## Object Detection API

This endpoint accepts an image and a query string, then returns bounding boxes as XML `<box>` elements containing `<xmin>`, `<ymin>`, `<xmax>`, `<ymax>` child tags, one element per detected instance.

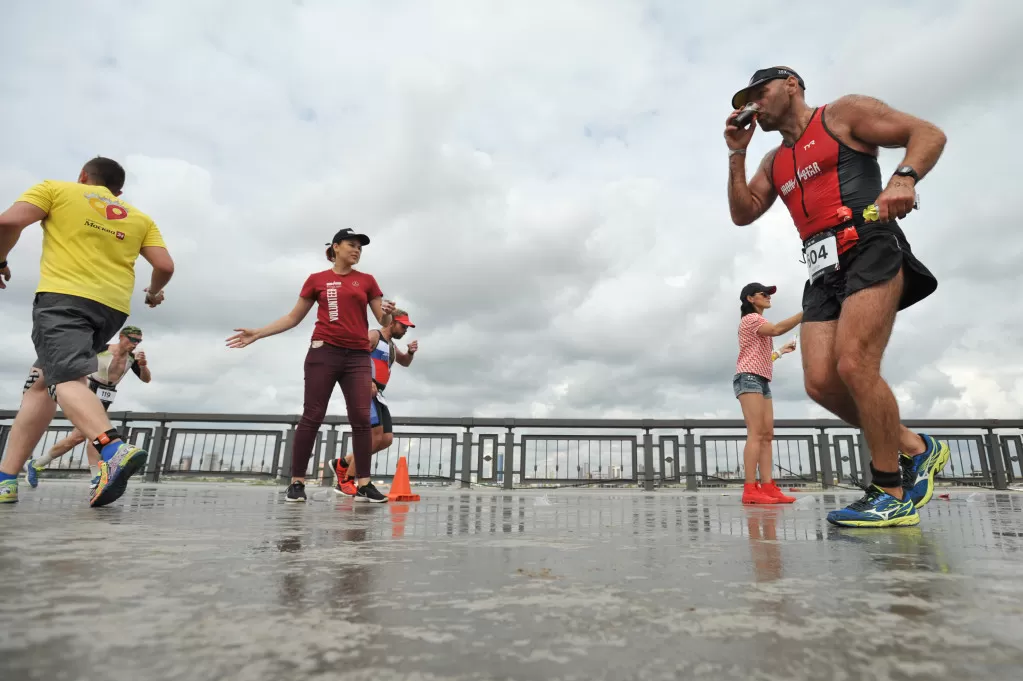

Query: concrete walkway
<box><xmin>2</xmin><ymin>481</ymin><xmax>1022</xmax><ymax>680</ymax></box>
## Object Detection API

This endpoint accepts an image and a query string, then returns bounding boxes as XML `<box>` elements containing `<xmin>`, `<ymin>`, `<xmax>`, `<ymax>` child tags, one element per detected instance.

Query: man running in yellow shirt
<box><xmin>0</xmin><ymin>157</ymin><xmax>175</xmax><ymax>507</ymax></box>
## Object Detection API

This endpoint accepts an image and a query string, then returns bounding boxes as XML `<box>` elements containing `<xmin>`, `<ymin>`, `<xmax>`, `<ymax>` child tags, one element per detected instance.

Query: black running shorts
<box><xmin>87</xmin><ymin>378</ymin><xmax>116</xmax><ymax>411</ymax></box>
<box><xmin>370</xmin><ymin>395</ymin><xmax>393</xmax><ymax>434</ymax></box>
<box><xmin>801</xmin><ymin>222</ymin><xmax>938</xmax><ymax>323</ymax></box>
<box><xmin>31</xmin><ymin>292</ymin><xmax>128</xmax><ymax>387</ymax></box>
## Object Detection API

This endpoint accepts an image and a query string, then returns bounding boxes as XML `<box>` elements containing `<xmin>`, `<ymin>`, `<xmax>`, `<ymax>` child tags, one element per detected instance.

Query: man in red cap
<box><xmin>330</xmin><ymin>308</ymin><xmax>418</xmax><ymax>495</ymax></box>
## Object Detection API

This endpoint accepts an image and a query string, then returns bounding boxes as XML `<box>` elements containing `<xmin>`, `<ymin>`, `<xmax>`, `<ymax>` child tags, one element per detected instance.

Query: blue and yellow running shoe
<box><xmin>89</xmin><ymin>443</ymin><xmax>148</xmax><ymax>508</ymax></box>
<box><xmin>25</xmin><ymin>458</ymin><xmax>44</xmax><ymax>488</ymax></box>
<box><xmin>827</xmin><ymin>485</ymin><xmax>920</xmax><ymax>528</ymax></box>
<box><xmin>0</xmin><ymin>478</ymin><xmax>17</xmax><ymax>504</ymax></box>
<box><xmin>900</xmin><ymin>434</ymin><xmax>951</xmax><ymax>509</ymax></box>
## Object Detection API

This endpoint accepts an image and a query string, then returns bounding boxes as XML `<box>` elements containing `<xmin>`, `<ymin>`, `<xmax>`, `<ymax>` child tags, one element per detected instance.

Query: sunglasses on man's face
<box><xmin>125</xmin><ymin>336</ymin><xmax>142</xmax><ymax>343</ymax></box>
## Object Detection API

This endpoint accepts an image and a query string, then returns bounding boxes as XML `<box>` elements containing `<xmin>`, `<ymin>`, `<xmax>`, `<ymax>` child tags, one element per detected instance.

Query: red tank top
<box><xmin>770</xmin><ymin>106</ymin><xmax>883</xmax><ymax>241</ymax></box>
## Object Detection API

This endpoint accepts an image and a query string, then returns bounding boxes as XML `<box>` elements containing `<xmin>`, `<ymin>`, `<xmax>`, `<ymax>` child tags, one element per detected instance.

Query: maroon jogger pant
<box><xmin>291</xmin><ymin>343</ymin><xmax>372</xmax><ymax>479</ymax></box>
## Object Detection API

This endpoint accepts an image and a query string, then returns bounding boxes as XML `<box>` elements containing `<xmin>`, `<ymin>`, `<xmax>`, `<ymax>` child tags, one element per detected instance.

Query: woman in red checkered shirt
<box><xmin>734</xmin><ymin>282</ymin><xmax>801</xmax><ymax>505</ymax></box>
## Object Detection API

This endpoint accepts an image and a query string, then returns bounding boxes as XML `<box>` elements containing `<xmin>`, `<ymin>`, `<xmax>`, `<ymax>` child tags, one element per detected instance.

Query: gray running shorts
<box><xmin>31</xmin><ymin>292</ymin><xmax>128</xmax><ymax>388</ymax></box>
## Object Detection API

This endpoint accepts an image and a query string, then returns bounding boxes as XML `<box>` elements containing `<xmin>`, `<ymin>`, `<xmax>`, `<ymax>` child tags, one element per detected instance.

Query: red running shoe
<box><xmin>742</xmin><ymin>482</ymin><xmax>779</xmax><ymax>505</ymax></box>
<box><xmin>760</xmin><ymin>481</ymin><xmax>796</xmax><ymax>504</ymax></box>
<box><xmin>331</xmin><ymin>458</ymin><xmax>358</xmax><ymax>496</ymax></box>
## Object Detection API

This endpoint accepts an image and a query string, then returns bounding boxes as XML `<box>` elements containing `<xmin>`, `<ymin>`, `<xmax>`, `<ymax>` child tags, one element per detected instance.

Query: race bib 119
<box><xmin>96</xmin><ymin>387</ymin><xmax>116</xmax><ymax>403</ymax></box>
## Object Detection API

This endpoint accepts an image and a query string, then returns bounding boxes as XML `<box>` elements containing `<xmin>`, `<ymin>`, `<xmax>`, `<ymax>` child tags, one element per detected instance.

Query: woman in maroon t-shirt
<box><xmin>226</xmin><ymin>228</ymin><xmax>395</xmax><ymax>503</ymax></box>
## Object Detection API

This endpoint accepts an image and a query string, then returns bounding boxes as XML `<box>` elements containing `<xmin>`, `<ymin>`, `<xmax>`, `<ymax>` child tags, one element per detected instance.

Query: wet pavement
<box><xmin>2</xmin><ymin>481</ymin><xmax>1022</xmax><ymax>681</ymax></box>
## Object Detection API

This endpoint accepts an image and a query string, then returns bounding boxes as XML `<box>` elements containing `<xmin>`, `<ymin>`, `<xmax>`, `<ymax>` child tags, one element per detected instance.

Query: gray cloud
<box><xmin>1</xmin><ymin>0</ymin><xmax>1020</xmax><ymax>424</ymax></box>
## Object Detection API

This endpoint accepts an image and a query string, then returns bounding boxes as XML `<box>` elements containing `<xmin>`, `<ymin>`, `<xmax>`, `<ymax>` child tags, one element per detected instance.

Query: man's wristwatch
<box><xmin>893</xmin><ymin>165</ymin><xmax>919</xmax><ymax>183</ymax></box>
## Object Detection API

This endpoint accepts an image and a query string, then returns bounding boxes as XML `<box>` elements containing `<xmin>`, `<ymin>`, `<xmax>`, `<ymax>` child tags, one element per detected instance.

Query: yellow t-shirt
<box><xmin>17</xmin><ymin>180</ymin><xmax>166</xmax><ymax>315</ymax></box>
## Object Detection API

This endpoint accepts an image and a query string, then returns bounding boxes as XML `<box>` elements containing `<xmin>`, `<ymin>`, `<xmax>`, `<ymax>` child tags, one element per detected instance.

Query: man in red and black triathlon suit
<box><xmin>724</xmin><ymin>66</ymin><xmax>951</xmax><ymax>528</ymax></box>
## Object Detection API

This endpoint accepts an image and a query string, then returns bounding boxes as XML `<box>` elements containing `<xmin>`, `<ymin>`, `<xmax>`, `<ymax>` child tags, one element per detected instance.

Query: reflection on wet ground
<box><xmin>2</xmin><ymin>482</ymin><xmax>1022</xmax><ymax>680</ymax></box>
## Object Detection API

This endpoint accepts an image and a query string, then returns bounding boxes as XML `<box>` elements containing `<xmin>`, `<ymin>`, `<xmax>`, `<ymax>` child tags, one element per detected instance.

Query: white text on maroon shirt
<box><xmin>326</xmin><ymin>281</ymin><xmax>342</xmax><ymax>322</ymax></box>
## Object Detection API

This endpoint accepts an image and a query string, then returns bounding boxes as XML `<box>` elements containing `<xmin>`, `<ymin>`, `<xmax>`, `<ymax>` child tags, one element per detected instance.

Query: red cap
<box><xmin>393</xmin><ymin>314</ymin><xmax>415</xmax><ymax>328</ymax></box>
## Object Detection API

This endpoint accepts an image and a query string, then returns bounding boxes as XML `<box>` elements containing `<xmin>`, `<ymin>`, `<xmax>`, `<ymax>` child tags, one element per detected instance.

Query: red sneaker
<box><xmin>742</xmin><ymin>482</ymin><xmax>778</xmax><ymax>505</ymax></box>
<box><xmin>760</xmin><ymin>481</ymin><xmax>796</xmax><ymax>504</ymax></box>
<box><xmin>337</xmin><ymin>478</ymin><xmax>358</xmax><ymax>496</ymax></box>
<box><xmin>332</xmin><ymin>459</ymin><xmax>358</xmax><ymax>496</ymax></box>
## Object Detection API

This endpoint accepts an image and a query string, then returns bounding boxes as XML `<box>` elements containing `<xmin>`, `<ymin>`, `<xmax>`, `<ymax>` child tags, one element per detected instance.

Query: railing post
<box><xmin>684</xmin><ymin>430</ymin><xmax>698</xmax><ymax>491</ymax></box>
<box><xmin>817</xmin><ymin>429</ymin><xmax>833</xmax><ymax>489</ymax></box>
<box><xmin>460</xmin><ymin>426</ymin><xmax>473</xmax><ymax>489</ymax></box>
<box><xmin>270</xmin><ymin>427</ymin><xmax>286</xmax><ymax>480</ymax></box>
<box><xmin>1001</xmin><ymin>436</ymin><xmax>1020</xmax><ymax>485</ymax></box>
<box><xmin>502</xmin><ymin>426</ymin><xmax>514</xmax><ymax>490</ymax></box>
<box><xmin>660</xmin><ymin>437</ymin><xmax>671</xmax><ymax>483</ymax></box>
<box><xmin>309</xmin><ymin>430</ymin><xmax>323</xmax><ymax>482</ymax></box>
<box><xmin>321</xmin><ymin>427</ymin><xmax>338</xmax><ymax>485</ymax></box>
<box><xmin>338</xmin><ymin>430</ymin><xmax>349</xmax><ymax>473</ymax></box>
<box><xmin>987</xmin><ymin>429</ymin><xmax>1008</xmax><ymax>490</ymax></box>
<box><xmin>857</xmin><ymin>431</ymin><xmax>872</xmax><ymax>485</ymax></box>
<box><xmin>642</xmin><ymin>426</ymin><xmax>655</xmax><ymax>492</ymax></box>
<box><xmin>160</xmin><ymin>427</ymin><xmax>177</xmax><ymax>476</ymax></box>
<box><xmin>279</xmin><ymin>427</ymin><xmax>295</xmax><ymax>484</ymax></box>
<box><xmin>145</xmin><ymin>420</ymin><xmax>167</xmax><ymax>483</ymax></box>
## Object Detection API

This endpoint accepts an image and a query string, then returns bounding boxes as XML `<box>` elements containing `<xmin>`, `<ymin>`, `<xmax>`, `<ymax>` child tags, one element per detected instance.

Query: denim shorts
<box><xmin>733</xmin><ymin>372</ymin><xmax>772</xmax><ymax>399</ymax></box>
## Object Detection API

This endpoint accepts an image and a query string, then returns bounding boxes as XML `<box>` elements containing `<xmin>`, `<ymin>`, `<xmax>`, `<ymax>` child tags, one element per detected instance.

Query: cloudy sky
<box><xmin>1</xmin><ymin>0</ymin><xmax>1021</xmax><ymax>423</ymax></box>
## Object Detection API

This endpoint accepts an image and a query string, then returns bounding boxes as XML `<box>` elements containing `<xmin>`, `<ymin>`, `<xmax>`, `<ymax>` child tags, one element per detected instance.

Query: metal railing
<box><xmin>1</xmin><ymin>410</ymin><xmax>1020</xmax><ymax>491</ymax></box>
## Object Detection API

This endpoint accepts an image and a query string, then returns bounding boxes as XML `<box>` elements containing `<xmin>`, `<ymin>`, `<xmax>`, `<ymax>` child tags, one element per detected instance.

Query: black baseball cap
<box><xmin>731</xmin><ymin>67</ymin><xmax>806</xmax><ymax>109</ymax></box>
<box><xmin>740</xmin><ymin>282</ymin><xmax>777</xmax><ymax>302</ymax></box>
<box><xmin>330</xmin><ymin>228</ymin><xmax>370</xmax><ymax>247</ymax></box>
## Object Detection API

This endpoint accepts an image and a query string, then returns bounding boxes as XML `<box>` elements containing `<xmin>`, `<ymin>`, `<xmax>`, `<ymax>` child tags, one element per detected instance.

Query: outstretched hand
<box><xmin>381</xmin><ymin>299</ymin><xmax>396</xmax><ymax>315</ymax></box>
<box><xmin>0</xmin><ymin>263</ymin><xmax>11</xmax><ymax>289</ymax></box>
<box><xmin>780</xmin><ymin>338</ymin><xmax>797</xmax><ymax>354</ymax></box>
<box><xmin>226</xmin><ymin>328</ymin><xmax>260</xmax><ymax>349</ymax></box>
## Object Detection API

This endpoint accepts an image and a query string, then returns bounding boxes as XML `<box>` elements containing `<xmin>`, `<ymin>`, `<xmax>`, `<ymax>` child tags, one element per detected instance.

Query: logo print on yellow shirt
<box><xmin>85</xmin><ymin>192</ymin><xmax>129</xmax><ymax>221</ymax></box>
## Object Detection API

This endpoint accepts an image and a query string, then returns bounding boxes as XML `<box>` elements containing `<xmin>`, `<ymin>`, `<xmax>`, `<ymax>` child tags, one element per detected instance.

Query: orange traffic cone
<box><xmin>388</xmin><ymin>456</ymin><xmax>420</xmax><ymax>501</ymax></box>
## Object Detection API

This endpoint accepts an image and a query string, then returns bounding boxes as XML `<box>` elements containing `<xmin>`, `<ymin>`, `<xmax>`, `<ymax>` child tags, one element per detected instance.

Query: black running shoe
<box><xmin>285</xmin><ymin>481</ymin><xmax>307</xmax><ymax>502</ymax></box>
<box><xmin>355</xmin><ymin>482</ymin><xmax>388</xmax><ymax>503</ymax></box>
